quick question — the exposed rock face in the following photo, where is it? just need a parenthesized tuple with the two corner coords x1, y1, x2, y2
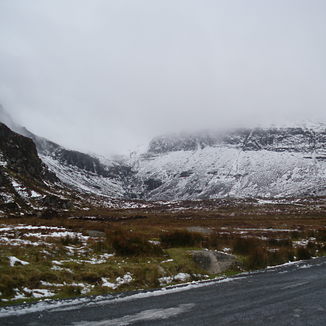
(41, 195, 72, 210)
(0, 123, 57, 182)
(0, 108, 133, 197)
(0, 122, 76, 216)
(21, 128, 110, 177)
(148, 127, 326, 155)
(0, 104, 104, 175)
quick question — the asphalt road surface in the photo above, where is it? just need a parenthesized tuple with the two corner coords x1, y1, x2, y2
(1, 257, 326, 326)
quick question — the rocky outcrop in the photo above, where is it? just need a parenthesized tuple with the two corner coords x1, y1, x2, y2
(148, 126, 326, 155)
(0, 123, 57, 182)
(21, 128, 110, 177)
(0, 109, 134, 197)
(0, 122, 79, 216)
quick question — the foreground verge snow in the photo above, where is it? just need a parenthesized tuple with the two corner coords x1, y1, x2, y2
(0, 275, 245, 318)
(1, 258, 325, 318)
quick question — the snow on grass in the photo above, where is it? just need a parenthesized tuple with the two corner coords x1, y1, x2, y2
(102, 273, 133, 289)
(22, 288, 55, 299)
(40, 281, 65, 287)
(50, 265, 73, 273)
(9, 288, 55, 301)
(10, 180, 42, 199)
(233, 227, 299, 232)
(51, 253, 114, 266)
(0, 236, 45, 246)
(12, 289, 27, 301)
(8, 256, 29, 267)
(0, 224, 91, 248)
(159, 273, 191, 286)
(0, 225, 66, 232)
(24, 231, 89, 241)
(158, 276, 173, 286)
(173, 273, 191, 282)
(293, 238, 316, 247)
(101, 279, 117, 289)
(161, 259, 174, 263)
(148, 240, 160, 245)
(116, 273, 133, 285)
(39, 282, 94, 295)
(0, 273, 250, 317)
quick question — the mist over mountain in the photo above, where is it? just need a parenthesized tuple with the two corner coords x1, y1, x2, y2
(1, 107, 325, 202)
(1, 1, 326, 156)
(1, 1, 326, 201)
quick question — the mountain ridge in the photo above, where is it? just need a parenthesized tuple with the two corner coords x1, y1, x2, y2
(1, 107, 325, 201)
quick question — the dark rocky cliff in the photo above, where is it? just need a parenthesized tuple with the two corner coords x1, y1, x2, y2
(0, 123, 57, 182)
(148, 127, 326, 157)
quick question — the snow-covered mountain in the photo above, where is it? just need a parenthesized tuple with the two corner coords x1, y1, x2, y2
(1, 106, 325, 200)
(134, 125, 326, 200)
(0, 106, 130, 198)
(43, 123, 325, 200)
(0, 121, 75, 216)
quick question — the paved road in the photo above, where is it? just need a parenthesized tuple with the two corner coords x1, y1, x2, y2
(1, 257, 326, 325)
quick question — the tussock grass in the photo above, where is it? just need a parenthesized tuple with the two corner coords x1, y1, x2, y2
(1, 201, 326, 305)
(160, 230, 204, 248)
(268, 238, 292, 247)
(232, 238, 265, 255)
(60, 235, 82, 246)
(296, 247, 312, 260)
(245, 247, 268, 270)
(112, 230, 164, 257)
(165, 248, 204, 274)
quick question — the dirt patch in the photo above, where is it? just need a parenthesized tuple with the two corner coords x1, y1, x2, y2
(192, 250, 237, 274)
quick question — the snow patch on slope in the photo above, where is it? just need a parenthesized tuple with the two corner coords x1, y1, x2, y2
(135, 147, 326, 200)
(41, 155, 125, 198)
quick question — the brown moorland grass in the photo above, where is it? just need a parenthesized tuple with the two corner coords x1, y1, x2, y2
(1, 198, 326, 305)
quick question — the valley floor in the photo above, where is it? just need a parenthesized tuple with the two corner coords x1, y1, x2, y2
(0, 197, 326, 306)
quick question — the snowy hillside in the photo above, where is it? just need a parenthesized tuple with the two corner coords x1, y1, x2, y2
(1, 107, 325, 200)
(134, 146, 326, 200)
(0, 122, 74, 216)
(40, 155, 126, 198)
(131, 125, 326, 200)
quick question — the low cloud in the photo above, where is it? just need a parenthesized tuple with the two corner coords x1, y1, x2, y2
(1, 0, 326, 155)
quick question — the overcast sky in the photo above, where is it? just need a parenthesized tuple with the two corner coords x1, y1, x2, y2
(0, 0, 326, 156)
